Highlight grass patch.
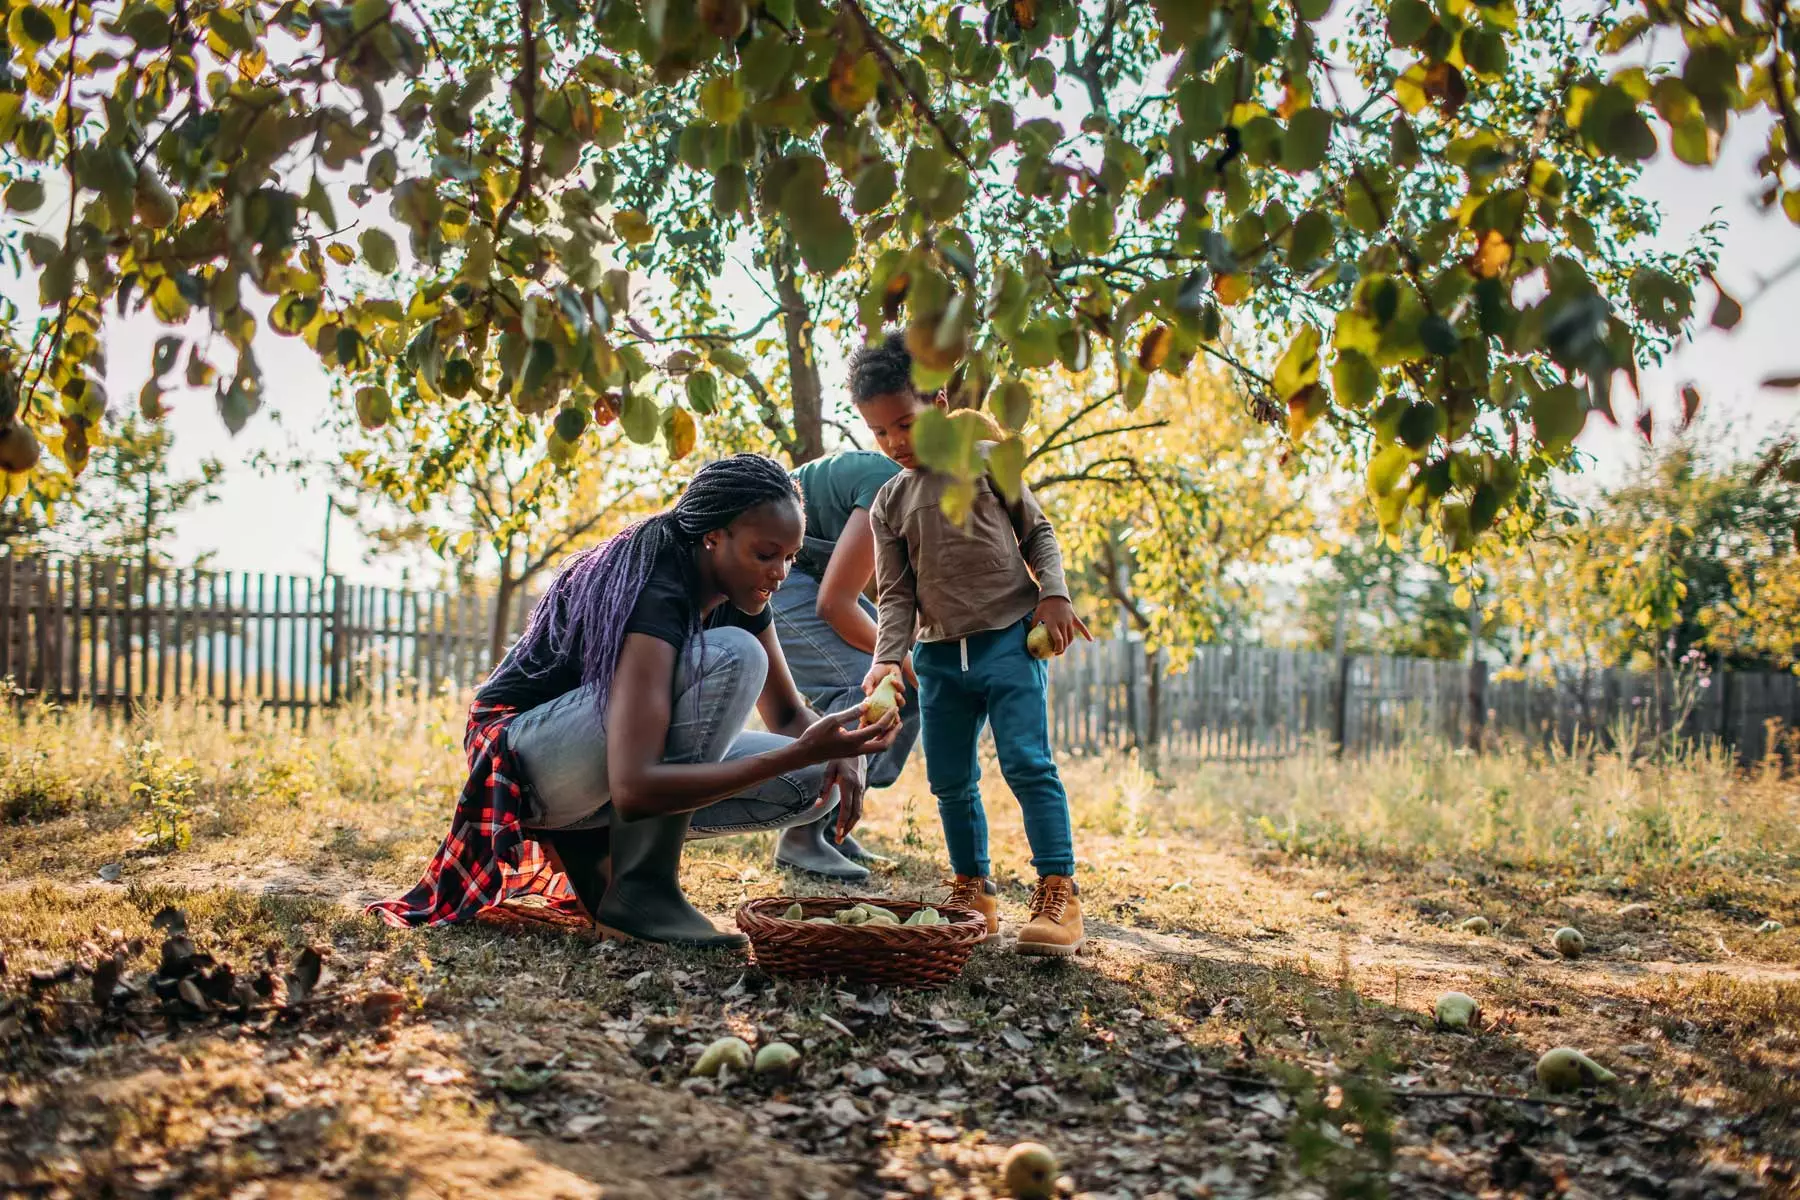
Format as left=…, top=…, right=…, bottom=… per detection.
left=3, top=698, right=1797, bottom=1197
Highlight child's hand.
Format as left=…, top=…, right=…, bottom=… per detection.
left=862, top=660, right=905, bottom=697
left=1032, top=597, right=1092, bottom=656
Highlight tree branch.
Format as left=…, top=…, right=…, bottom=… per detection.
left=843, top=0, right=976, bottom=173
left=739, top=366, right=800, bottom=460
left=23, top=0, right=83, bottom=417
left=1101, top=538, right=1151, bottom=632
left=1027, top=390, right=1123, bottom=466
left=1028, top=456, right=1141, bottom=492
left=1038, top=420, right=1170, bottom=460
left=492, top=0, right=537, bottom=235
left=1765, top=1, right=1800, bottom=171
left=823, top=418, right=866, bottom=449
left=619, top=307, right=782, bottom=348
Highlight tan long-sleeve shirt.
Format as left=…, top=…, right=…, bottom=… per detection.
left=869, top=467, right=1071, bottom=666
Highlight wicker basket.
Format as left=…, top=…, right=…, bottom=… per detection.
left=735, top=896, right=986, bottom=990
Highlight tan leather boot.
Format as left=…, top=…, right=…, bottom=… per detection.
left=1016, top=875, right=1083, bottom=957
left=945, top=875, right=1000, bottom=942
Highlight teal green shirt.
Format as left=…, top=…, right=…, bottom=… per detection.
left=792, top=450, right=902, bottom=545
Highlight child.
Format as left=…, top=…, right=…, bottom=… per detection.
left=853, top=332, right=1092, bottom=956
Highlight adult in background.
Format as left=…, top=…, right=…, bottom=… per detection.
left=370, top=454, right=899, bottom=947
left=768, top=448, right=923, bottom=881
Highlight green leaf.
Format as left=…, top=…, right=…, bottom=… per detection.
left=852, top=161, right=896, bottom=215
left=699, top=75, right=744, bottom=124
left=987, top=435, right=1026, bottom=503
left=685, top=369, right=719, bottom=415
left=355, top=385, right=392, bottom=430
left=1367, top=443, right=1415, bottom=496
left=911, top=407, right=980, bottom=477
left=989, top=380, right=1031, bottom=431
left=1281, top=108, right=1332, bottom=173
left=620, top=387, right=658, bottom=444
left=1419, top=315, right=1459, bottom=356
left=1529, top=383, right=1587, bottom=449
left=4, top=178, right=45, bottom=212
left=1387, top=0, right=1433, bottom=47
left=1025, top=57, right=1056, bottom=97
left=360, top=228, right=399, bottom=274
left=1288, top=209, right=1334, bottom=270
left=1331, top=350, right=1379, bottom=410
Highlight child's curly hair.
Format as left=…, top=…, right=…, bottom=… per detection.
left=849, top=331, right=1008, bottom=440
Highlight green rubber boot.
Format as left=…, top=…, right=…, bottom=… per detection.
left=595, top=811, right=748, bottom=949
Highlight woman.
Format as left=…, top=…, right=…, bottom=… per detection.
left=768, top=448, right=923, bottom=881
left=370, top=454, right=899, bottom=948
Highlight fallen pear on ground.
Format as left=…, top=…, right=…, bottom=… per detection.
left=691, top=1036, right=754, bottom=1078
left=1458, top=916, right=1491, bottom=935
left=1553, top=926, right=1586, bottom=957
left=1001, top=1141, right=1058, bottom=1199
left=1536, top=1047, right=1617, bottom=1092
left=1434, top=992, right=1481, bottom=1031
left=753, top=1042, right=801, bottom=1082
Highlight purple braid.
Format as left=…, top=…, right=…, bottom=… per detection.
left=510, top=453, right=801, bottom=718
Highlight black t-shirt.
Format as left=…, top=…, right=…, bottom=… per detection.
left=475, top=541, right=772, bottom=712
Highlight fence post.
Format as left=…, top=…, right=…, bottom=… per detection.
left=326, top=574, right=346, bottom=707
left=1332, top=653, right=1352, bottom=755
left=1467, top=660, right=1488, bottom=753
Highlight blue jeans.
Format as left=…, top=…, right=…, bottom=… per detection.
left=770, top=570, right=921, bottom=789
left=916, top=618, right=1076, bottom=878
left=504, top=626, right=832, bottom=837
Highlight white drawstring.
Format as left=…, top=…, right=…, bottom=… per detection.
left=959, top=638, right=969, bottom=672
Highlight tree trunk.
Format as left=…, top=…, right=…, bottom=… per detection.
left=774, top=239, right=825, bottom=465
left=1143, top=648, right=1162, bottom=772
left=488, top=549, right=518, bottom=671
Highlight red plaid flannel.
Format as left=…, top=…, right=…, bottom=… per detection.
left=367, top=701, right=584, bottom=927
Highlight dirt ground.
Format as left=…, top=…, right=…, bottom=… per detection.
left=3, top=713, right=1799, bottom=1198
left=4, top=826, right=1797, bottom=1198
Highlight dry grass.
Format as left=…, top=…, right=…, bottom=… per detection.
left=3, top=696, right=1799, bottom=1198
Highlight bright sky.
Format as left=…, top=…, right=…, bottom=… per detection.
left=12, top=70, right=1800, bottom=588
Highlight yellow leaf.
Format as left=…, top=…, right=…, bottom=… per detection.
left=1214, top=273, right=1251, bottom=307
left=664, top=405, right=697, bottom=459
left=1137, top=325, right=1172, bottom=372
left=614, top=209, right=654, bottom=245
left=1469, top=229, right=1512, bottom=279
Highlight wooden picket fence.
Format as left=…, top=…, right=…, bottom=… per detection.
left=4, top=553, right=1796, bottom=763
left=1047, top=638, right=1800, bottom=766
left=0, top=555, right=529, bottom=723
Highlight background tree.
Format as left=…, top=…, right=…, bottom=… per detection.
left=1030, top=367, right=1316, bottom=759
left=1485, top=430, right=1800, bottom=676
left=1292, top=514, right=1482, bottom=660
left=44, top=414, right=222, bottom=569
left=339, top=395, right=667, bottom=664
left=2, top=0, right=1793, bottom=575
left=2, top=413, right=220, bottom=566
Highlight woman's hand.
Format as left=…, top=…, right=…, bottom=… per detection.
left=1031, top=596, right=1093, bottom=656
left=822, top=752, right=868, bottom=840
left=795, top=702, right=900, bottom=765
left=796, top=703, right=898, bottom=838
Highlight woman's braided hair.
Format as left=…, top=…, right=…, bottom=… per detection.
left=511, top=452, right=801, bottom=718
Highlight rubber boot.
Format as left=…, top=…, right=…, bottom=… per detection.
left=539, top=826, right=611, bottom=922
left=596, top=811, right=748, bottom=949
left=774, top=808, right=870, bottom=882
left=830, top=829, right=894, bottom=867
